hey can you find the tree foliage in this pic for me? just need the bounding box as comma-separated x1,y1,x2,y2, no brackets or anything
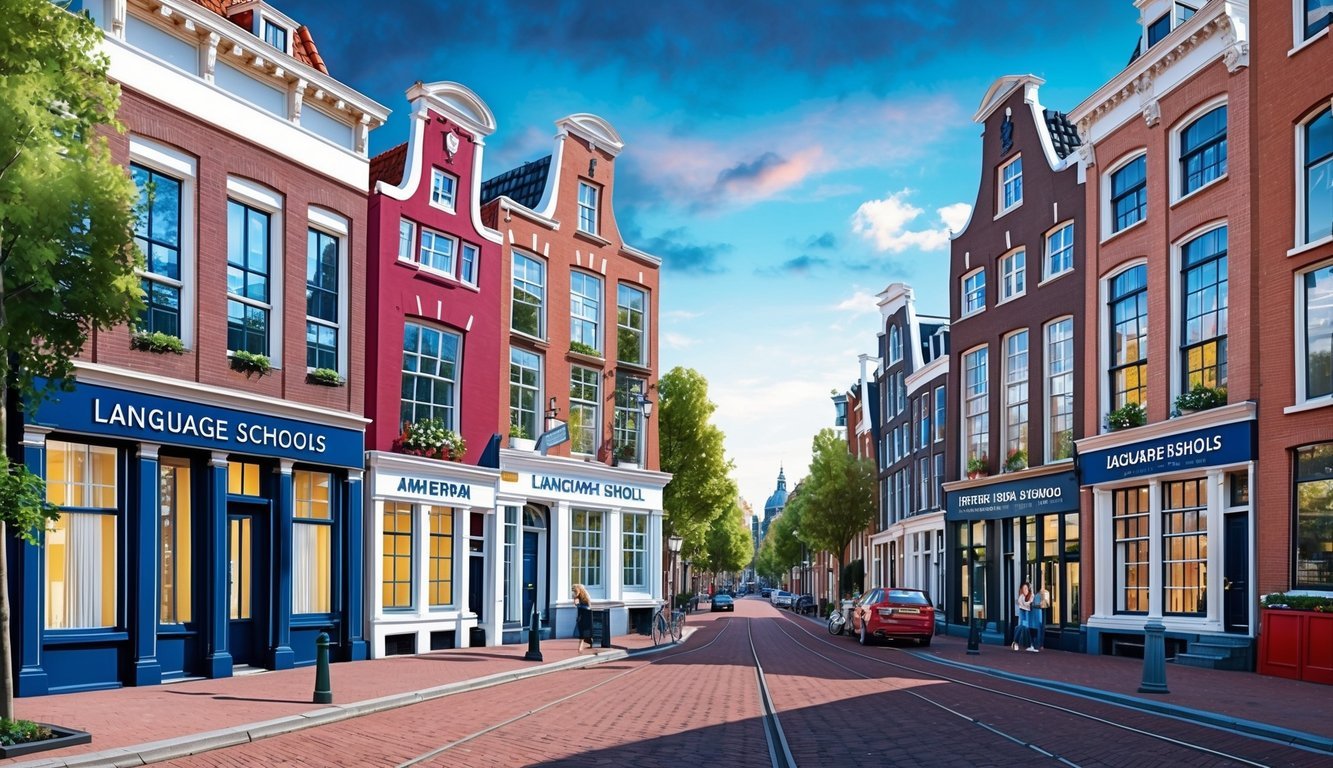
702,497,752,577
0,0,144,719
659,367,735,555
792,429,876,598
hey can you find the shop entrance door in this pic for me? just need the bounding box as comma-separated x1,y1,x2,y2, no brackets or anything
1223,513,1249,634
522,531,538,620
227,508,268,666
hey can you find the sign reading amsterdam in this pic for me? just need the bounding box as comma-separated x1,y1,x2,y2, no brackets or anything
946,470,1079,521
1078,419,1255,485
31,380,363,467
373,469,496,507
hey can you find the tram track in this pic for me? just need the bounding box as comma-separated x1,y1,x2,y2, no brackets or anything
763,608,1301,767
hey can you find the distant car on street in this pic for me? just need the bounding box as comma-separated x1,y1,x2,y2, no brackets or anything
848,587,934,646
773,590,794,608
760,588,772,598
711,594,735,612
792,594,815,614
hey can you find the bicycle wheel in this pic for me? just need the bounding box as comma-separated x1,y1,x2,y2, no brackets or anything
651,615,666,645
671,614,683,642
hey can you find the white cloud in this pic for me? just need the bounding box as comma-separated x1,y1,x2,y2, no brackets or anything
834,289,879,315
850,190,971,253
664,309,704,321
663,332,698,350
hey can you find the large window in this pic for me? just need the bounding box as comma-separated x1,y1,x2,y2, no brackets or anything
1113,486,1150,614
933,385,946,442
1045,223,1074,281
1304,107,1333,245
1046,318,1075,462
1162,479,1207,616
571,509,604,589
962,347,989,464
1305,0,1333,40
512,252,545,338
400,322,461,429
622,513,647,589
132,164,183,338
1296,443,1333,589
430,168,457,212
1179,105,1227,196
293,471,332,614
510,348,542,440
1003,330,1029,463
571,272,602,353
1303,261,1333,400
398,218,478,285
1108,265,1148,410
614,373,646,464
45,441,118,629
429,506,453,606
578,182,599,235
159,459,192,624
227,200,271,355
1000,249,1026,301
570,366,600,455
888,325,902,364
617,284,647,366
306,228,340,371
962,269,986,315
382,502,413,609
419,228,455,275
999,154,1023,213
1180,226,1228,391
1110,155,1147,234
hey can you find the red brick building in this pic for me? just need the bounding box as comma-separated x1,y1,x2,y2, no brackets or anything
362,82,505,655
479,115,670,642
1070,0,1256,664
18,0,386,694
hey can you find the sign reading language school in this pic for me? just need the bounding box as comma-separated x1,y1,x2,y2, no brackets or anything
1078,419,1255,485
30,380,363,468
946,470,1079,521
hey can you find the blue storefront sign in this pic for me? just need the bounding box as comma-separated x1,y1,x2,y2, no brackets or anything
946,470,1079,521
29,379,363,468
1078,419,1255,485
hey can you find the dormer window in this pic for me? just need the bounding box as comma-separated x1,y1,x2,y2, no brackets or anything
1147,3,1196,49
261,18,289,54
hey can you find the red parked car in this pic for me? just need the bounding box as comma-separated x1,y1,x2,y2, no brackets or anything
849,588,935,646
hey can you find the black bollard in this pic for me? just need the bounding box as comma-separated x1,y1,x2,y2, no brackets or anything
523,600,543,662
313,632,332,704
1138,619,1169,694
966,616,981,655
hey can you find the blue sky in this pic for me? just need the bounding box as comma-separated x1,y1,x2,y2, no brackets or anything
281,0,1140,510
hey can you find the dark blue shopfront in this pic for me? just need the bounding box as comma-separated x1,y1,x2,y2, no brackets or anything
13,379,367,696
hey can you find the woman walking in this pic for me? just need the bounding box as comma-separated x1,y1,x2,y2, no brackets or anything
1012,581,1033,652
573,583,593,652
1030,584,1048,651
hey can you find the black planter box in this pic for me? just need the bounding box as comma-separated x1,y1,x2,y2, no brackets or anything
0,723,92,759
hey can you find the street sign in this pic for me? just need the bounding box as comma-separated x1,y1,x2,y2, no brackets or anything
536,422,570,454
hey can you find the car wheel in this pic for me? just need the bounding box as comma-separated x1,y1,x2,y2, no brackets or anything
919,636,931,648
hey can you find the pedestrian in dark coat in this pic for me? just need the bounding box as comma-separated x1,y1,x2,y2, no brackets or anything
573,583,593,652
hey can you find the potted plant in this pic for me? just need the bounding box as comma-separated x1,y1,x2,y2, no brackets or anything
966,455,988,479
616,443,639,468
1258,592,1333,684
229,350,271,378
396,419,466,461
0,719,91,759
130,330,185,355
1004,448,1027,473
1106,401,1147,431
1174,383,1227,415
569,340,600,357
509,423,536,451
307,367,344,387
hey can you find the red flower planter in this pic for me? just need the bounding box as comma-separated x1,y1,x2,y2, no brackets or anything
1258,608,1333,685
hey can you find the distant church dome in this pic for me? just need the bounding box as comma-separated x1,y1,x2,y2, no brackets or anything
764,466,788,516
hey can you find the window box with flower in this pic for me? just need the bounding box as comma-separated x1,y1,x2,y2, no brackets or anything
1105,401,1146,431
1003,448,1027,473
1173,383,1226,415
396,419,466,461
966,455,988,479
509,423,536,451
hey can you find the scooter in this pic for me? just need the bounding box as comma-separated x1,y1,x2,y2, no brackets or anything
827,607,846,635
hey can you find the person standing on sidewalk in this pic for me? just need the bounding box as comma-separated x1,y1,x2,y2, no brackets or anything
1029,585,1048,652
1013,581,1033,652
573,584,593,652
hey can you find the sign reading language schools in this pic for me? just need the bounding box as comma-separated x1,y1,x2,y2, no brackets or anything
946,470,1079,521
30,380,363,467
1078,419,1255,485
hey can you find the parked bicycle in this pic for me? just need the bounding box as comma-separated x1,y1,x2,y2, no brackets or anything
827,605,846,635
651,604,685,645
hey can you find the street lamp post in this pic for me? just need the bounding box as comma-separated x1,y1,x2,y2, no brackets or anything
635,385,654,467
667,533,683,611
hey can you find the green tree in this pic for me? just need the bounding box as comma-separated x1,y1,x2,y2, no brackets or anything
795,429,876,598
659,367,735,552
0,0,144,719
702,497,752,583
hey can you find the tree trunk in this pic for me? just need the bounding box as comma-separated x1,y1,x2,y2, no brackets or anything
0,256,15,719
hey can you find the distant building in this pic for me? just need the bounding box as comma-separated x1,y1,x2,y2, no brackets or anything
760,466,789,542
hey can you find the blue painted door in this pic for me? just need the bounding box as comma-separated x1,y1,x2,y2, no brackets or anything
522,531,538,621
227,510,268,666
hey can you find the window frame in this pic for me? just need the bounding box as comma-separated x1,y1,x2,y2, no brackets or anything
1296,257,1333,404
1105,262,1149,416
44,440,120,631
130,137,196,348
400,321,463,431
1297,103,1333,249
1043,222,1075,283
1112,485,1151,615
999,248,1027,303
622,512,648,590
1176,223,1229,395
292,470,334,615
577,181,599,235
1045,316,1075,463
570,271,603,354
429,167,458,213
616,283,648,367
511,251,546,340
381,501,414,611
571,508,605,594
158,457,192,626
933,385,946,443
998,154,1023,215
1172,100,1228,202
961,267,986,317
1161,478,1208,617
961,345,989,465
428,506,454,608
614,373,647,464
509,347,543,441
261,16,290,54
1297,0,1333,44
226,177,284,366
570,365,601,456
1003,329,1029,463
1105,152,1148,238
306,207,349,375
1294,443,1333,590
888,324,903,365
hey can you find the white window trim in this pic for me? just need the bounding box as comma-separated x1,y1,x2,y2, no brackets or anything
578,181,599,235
1296,99,1333,249
1292,1,1333,50
888,324,903,365
1169,219,1228,402
996,153,1023,218
1294,255,1333,406
959,343,989,465
226,176,284,368
398,218,417,263
961,267,986,317
570,271,604,354
402,321,464,430
512,251,547,342
260,16,292,55
1041,220,1076,285
617,283,649,368
1002,328,1029,459
307,206,349,376
1101,149,1149,243
1169,96,1229,206
1100,258,1150,428
997,247,1027,305
1043,315,1076,464
570,365,601,457
416,225,471,286
129,135,197,350
429,167,458,214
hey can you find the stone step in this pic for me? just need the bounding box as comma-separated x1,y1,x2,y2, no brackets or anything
1173,651,1249,671
1190,641,1250,658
